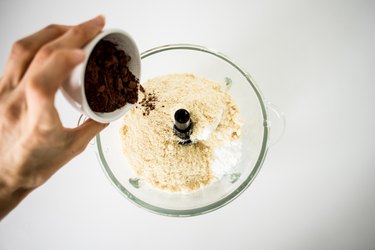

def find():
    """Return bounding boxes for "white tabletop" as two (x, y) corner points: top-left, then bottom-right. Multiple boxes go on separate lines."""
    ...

(1, 0), (375, 249)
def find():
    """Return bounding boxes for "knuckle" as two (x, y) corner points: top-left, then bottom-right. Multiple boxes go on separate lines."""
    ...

(52, 49), (68, 60)
(37, 45), (54, 60)
(44, 24), (62, 34)
(7, 101), (22, 119)
(52, 49), (81, 67)
(27, 76), (46, 96)
(11, 39), (31, 56)
(70, 26), (88, 39)
(27, 76), (40, 90)
(50, 49), (72, 66)
(43, 24), (68, 37)
(0, 96), (23, 122)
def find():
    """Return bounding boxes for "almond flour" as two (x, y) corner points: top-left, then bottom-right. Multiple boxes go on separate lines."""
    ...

(120, 73), (241, 192)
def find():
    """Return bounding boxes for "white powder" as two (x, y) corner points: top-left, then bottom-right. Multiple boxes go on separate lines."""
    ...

(194, 110), (223, 141)
(211, 140), (242, 179)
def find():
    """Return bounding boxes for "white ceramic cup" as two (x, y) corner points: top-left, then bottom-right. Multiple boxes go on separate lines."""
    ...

(61, 29), (141, 123)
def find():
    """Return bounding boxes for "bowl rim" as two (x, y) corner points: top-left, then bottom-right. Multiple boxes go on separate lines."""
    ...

(96, 43), (270, 217)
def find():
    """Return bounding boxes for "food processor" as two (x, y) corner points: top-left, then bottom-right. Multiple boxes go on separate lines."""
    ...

(95, 44), (285, 216)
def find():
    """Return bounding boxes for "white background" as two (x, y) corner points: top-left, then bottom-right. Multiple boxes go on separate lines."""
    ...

(1, 0), (375, 249)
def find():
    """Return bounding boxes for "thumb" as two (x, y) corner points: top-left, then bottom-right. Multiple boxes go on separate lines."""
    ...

(68, 118), (109, 155)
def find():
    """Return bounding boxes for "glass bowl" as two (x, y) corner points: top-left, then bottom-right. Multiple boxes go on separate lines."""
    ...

(95, 44), (284, 217)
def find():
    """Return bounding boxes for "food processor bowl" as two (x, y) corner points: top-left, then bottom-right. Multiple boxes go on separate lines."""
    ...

(96, 44), (285, 216)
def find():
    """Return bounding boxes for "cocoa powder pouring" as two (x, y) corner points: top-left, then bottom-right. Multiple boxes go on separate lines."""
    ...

(84, 40), (139, 113)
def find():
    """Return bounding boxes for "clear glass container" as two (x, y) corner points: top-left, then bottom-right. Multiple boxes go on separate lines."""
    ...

(95, 44), (285, 216)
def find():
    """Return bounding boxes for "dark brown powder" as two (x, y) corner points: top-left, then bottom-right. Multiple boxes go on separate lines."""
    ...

(84, 40), (139, 112)
(139, 91), (158, 116)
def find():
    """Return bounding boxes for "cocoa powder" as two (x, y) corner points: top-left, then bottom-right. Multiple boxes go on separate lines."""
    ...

(84, 40), (139, 112)
(139, 91), (158, 116)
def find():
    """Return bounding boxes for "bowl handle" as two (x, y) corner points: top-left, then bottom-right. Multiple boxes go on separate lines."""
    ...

(266, 102), (286, 146)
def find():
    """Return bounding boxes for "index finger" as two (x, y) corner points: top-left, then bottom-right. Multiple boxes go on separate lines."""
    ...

(23, 15), (105, 88)
(3, 24), (70, 87)
(40, 15), (105, 53)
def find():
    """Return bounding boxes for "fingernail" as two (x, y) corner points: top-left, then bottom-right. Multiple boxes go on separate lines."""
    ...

(92, 15), (105, 27)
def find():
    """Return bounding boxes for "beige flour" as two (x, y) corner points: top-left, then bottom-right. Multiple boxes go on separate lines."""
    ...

(120, 73), (241, 192)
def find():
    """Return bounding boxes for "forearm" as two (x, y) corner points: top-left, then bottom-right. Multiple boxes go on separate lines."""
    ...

(0, 174), (32, 220)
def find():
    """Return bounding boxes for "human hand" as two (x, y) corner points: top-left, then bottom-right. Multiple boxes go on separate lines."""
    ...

(0, 16), (107, 219)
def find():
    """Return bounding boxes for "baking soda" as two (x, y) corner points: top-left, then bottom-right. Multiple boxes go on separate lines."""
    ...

(211, 140), (242, 179)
